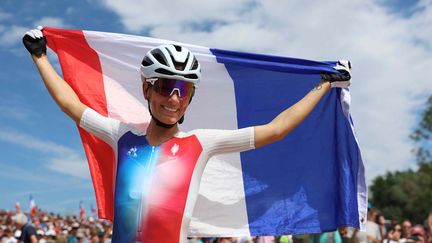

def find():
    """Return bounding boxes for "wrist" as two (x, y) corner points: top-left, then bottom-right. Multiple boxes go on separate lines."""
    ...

(319, 79), (330, 85)
(321, 80), (331, 88)
(319, 80), (331, 91)
(32, 53), (47, 61)
(312, 80), (330, 92)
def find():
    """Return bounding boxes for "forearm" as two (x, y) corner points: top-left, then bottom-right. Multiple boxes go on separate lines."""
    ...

(32, 54), (86, 123)
(30, 234), (38, 243)
(271, 80), (330, 134)
(255, 80), (330, 147)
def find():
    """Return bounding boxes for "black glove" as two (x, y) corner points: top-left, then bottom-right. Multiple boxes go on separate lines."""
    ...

(22, 27), (46, 58)
(321, 60), (352, 88)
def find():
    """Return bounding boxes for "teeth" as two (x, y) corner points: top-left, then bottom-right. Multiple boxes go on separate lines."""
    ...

(163, 106), (177, 112)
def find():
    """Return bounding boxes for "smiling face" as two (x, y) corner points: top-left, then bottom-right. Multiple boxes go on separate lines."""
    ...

(143, 82), (191, 126)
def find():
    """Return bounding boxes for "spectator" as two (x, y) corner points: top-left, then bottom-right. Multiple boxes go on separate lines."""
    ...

(4, 206), (432, 243)
(67, 223), (79, 243)
(56, 229), (68, 243)
(12, 213), (37, 243)
(402, 220), (413, 240)
(409, 225), (426, 243)
(37, 230), (47, 243)
(2, 228), (17, 243)
(278, 235), (292, 243)
(356, 208), (381, 243)
(383, 223), (403, 243)
(338, 227), (352, 243)
(317, 231), (343, 243)
(75, 231), (86, 243)
(377, 214), (388, 241)
(426, 210), (432, 243)
(237, 236), (254, 243)
(256, 236), (275, 243)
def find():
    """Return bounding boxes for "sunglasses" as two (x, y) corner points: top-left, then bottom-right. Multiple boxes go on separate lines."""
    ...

(146, 78), (195, 99)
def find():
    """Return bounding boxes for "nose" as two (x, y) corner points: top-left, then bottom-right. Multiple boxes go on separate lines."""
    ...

(168, 90), (181, 102)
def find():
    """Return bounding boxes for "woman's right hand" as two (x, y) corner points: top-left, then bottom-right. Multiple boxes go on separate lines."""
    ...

(22, 26), (46, 58)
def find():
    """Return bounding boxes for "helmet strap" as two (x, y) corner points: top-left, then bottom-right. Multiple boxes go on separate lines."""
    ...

(178, 115), (184, 124)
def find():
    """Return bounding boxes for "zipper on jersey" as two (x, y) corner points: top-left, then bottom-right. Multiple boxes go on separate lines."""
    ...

(137, 145), (156, 234)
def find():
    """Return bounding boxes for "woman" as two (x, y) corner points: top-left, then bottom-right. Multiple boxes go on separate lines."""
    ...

(383, 223), (404, 243)
(23, 27), (351, 243)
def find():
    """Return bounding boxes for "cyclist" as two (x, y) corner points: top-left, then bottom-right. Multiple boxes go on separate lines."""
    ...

(23, 27), (351, 243)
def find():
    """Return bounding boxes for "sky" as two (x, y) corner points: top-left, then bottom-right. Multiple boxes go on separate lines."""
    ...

(0, 0), (431, 215)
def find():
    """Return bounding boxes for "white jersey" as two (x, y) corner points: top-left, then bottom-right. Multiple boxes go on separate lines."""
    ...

(79, 108), (255, 242)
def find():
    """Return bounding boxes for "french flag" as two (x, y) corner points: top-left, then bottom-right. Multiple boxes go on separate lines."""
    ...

(15, 202), (21, 213)
(79, 200), (86, 220)
(90, 203), (97, 216)
(43, 27), (366, 236)
(29, 195), (37, 218)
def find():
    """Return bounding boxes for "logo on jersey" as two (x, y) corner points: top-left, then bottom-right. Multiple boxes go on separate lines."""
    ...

(171, 143), (179, 156)
(127, 146), (138, 158)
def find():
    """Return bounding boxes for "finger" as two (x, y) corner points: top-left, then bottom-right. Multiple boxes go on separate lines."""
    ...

(30, 29), (43, 39)
(30, 29), (40, 38)
(24, 30), (35, 38)
(35, 29), (43, 39)
(32, 29), (42, 39)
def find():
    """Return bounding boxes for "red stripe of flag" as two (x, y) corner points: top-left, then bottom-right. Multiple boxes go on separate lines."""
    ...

(44, 27), (115, 220)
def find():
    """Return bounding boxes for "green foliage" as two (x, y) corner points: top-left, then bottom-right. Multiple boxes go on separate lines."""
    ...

(370, 163), (432, 224)
(411, 95), (432, 163)
(370, 94), (432, 224)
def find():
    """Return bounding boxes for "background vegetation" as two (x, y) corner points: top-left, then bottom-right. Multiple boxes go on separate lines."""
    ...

(370, 95), (432, 224)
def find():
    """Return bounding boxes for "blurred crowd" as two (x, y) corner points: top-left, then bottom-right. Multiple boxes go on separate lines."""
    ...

(1, 207), (432, 243)
(0, 209), (111, 243)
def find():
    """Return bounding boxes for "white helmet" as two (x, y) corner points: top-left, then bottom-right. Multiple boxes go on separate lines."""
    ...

(140, 44), (201, 87)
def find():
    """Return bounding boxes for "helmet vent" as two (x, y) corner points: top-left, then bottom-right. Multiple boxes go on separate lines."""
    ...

(191, 57), (199, 70)
(184, 73), (198, 79)
(152, 52), (167, 66)
(141, 56), (153, 66)
(174, 60), (185, 71)
(155, 68), (176, 76)
(173, 45), (182, 52)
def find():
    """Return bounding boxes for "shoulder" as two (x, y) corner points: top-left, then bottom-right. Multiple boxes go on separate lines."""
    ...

(23, 224), (36, 234)
(186, 128), (252, 136)
(182, 129), (225, 140)
(121, 122), (146, 136)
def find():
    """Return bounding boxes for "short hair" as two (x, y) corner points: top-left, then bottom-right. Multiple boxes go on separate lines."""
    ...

(13, 213), (27, 225)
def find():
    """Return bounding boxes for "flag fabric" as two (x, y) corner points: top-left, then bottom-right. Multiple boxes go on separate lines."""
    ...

(29, 195), (36, 218)
(43, 27), (367, 236)
(15, 202), (21, 213)
(90, 203), (97, 216)
(79, 201), (86, 220)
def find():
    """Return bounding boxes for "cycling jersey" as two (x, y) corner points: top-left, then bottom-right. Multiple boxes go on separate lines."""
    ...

(79, 108), (255, 243)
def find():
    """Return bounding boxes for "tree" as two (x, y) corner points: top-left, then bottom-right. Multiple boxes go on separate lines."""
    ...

(411, 95), (432, 163)
(369, 94), (432, 224)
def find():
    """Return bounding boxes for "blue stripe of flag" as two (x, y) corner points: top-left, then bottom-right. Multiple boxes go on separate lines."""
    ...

(210, 48), (361, 235)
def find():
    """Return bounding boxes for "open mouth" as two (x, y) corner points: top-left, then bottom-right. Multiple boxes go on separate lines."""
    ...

(162, 105), (178, 113)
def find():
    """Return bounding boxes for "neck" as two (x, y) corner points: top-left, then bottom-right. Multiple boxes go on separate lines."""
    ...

(146, 119), (179, 146)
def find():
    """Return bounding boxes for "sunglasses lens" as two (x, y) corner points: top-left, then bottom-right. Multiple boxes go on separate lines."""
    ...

(153, 79), (194, 98)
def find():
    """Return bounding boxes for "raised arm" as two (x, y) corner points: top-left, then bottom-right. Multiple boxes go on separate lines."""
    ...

(254, 61), (351, 148)
(23, 27), (87, 123)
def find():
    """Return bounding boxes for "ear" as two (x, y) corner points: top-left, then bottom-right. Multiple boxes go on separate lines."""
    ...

(143, 82), (151, 100)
